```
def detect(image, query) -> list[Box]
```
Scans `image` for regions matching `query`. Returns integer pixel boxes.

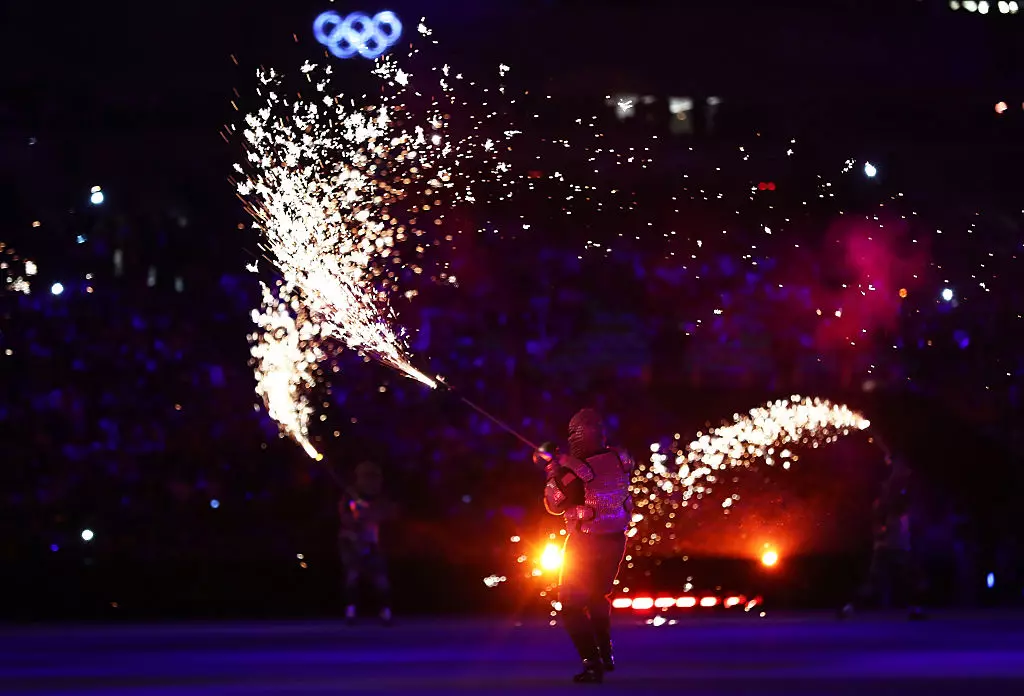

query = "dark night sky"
[1,0,1007,118]
[0,0,1015,227]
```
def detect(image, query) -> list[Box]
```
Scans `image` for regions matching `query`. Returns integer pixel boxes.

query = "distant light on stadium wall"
[668,97,694,115]
[50,283,64,296]
[863,162,877,178]
[90,186,104,205]
[996,101,1008,114]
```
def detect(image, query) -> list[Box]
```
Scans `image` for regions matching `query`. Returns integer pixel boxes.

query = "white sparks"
[236,33,522,455]
[630,396,871,544]
[250,283,323,460]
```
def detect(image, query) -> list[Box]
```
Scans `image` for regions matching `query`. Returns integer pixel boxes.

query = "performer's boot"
[592,616,615,672]
[562,605,603,683]
[573,658,604,684]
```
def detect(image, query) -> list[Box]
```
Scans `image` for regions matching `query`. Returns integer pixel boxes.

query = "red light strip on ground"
[612,595,760,611]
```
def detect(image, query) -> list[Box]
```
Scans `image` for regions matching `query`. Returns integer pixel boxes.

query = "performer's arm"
[338,490,358,536]
[543,461,585,515]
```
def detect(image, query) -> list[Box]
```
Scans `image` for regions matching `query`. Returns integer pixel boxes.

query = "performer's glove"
[533,441,558,473]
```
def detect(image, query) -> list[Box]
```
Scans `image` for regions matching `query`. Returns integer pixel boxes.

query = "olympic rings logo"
[313,10,403,60]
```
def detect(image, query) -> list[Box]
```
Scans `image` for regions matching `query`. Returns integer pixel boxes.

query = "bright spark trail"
[630,395,871,550]
[233,23,522,455]
[250,283,323,460]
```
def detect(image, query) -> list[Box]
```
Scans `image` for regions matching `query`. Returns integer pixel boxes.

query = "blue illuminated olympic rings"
[313,10,403,60]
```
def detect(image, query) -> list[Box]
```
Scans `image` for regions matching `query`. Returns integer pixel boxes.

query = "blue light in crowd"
[987,572,995,589]
[50,544,59,552]
[76,235,86,244]
[51,283,64,296]
[210,499,220,509]
[941,288,954,302]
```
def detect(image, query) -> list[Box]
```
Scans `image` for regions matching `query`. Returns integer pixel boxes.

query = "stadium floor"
[3,612,1024,694]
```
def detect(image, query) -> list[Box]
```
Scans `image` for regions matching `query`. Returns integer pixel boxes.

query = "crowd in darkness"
[2,103,1023,614]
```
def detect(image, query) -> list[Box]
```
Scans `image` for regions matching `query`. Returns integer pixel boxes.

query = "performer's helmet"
[568,408,606,459]
[533,441,558,467]
[889,463,912,491]
[354,460,383,495]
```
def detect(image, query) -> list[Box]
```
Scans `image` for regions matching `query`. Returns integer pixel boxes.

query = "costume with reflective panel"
[540,409,634,683]
[338,461,393,624]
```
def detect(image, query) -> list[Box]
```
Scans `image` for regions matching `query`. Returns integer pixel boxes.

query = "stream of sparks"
[250,283,323,460]
[235,23,520,455]
[630,395,871,548]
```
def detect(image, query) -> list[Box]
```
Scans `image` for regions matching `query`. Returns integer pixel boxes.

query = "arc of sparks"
[630,395,871,545]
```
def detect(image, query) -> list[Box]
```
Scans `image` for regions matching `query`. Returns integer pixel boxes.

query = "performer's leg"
[897,551,927,619]
[876,549,896,609]
[841,546,885,618]
[590,533,626,672]
[860,548,887,606]
[339,540,360,620]
[369,549,393,623]
[559,535,603,683]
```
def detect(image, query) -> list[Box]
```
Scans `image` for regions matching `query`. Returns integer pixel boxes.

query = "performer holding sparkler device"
[535,409,635,684]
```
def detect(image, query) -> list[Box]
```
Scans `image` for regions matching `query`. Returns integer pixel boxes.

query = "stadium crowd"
[2,108,1022,616]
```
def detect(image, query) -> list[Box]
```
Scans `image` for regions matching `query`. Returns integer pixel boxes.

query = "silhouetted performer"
[338,461,393,624]
[842,457,925,620]
[536,409,634,683]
